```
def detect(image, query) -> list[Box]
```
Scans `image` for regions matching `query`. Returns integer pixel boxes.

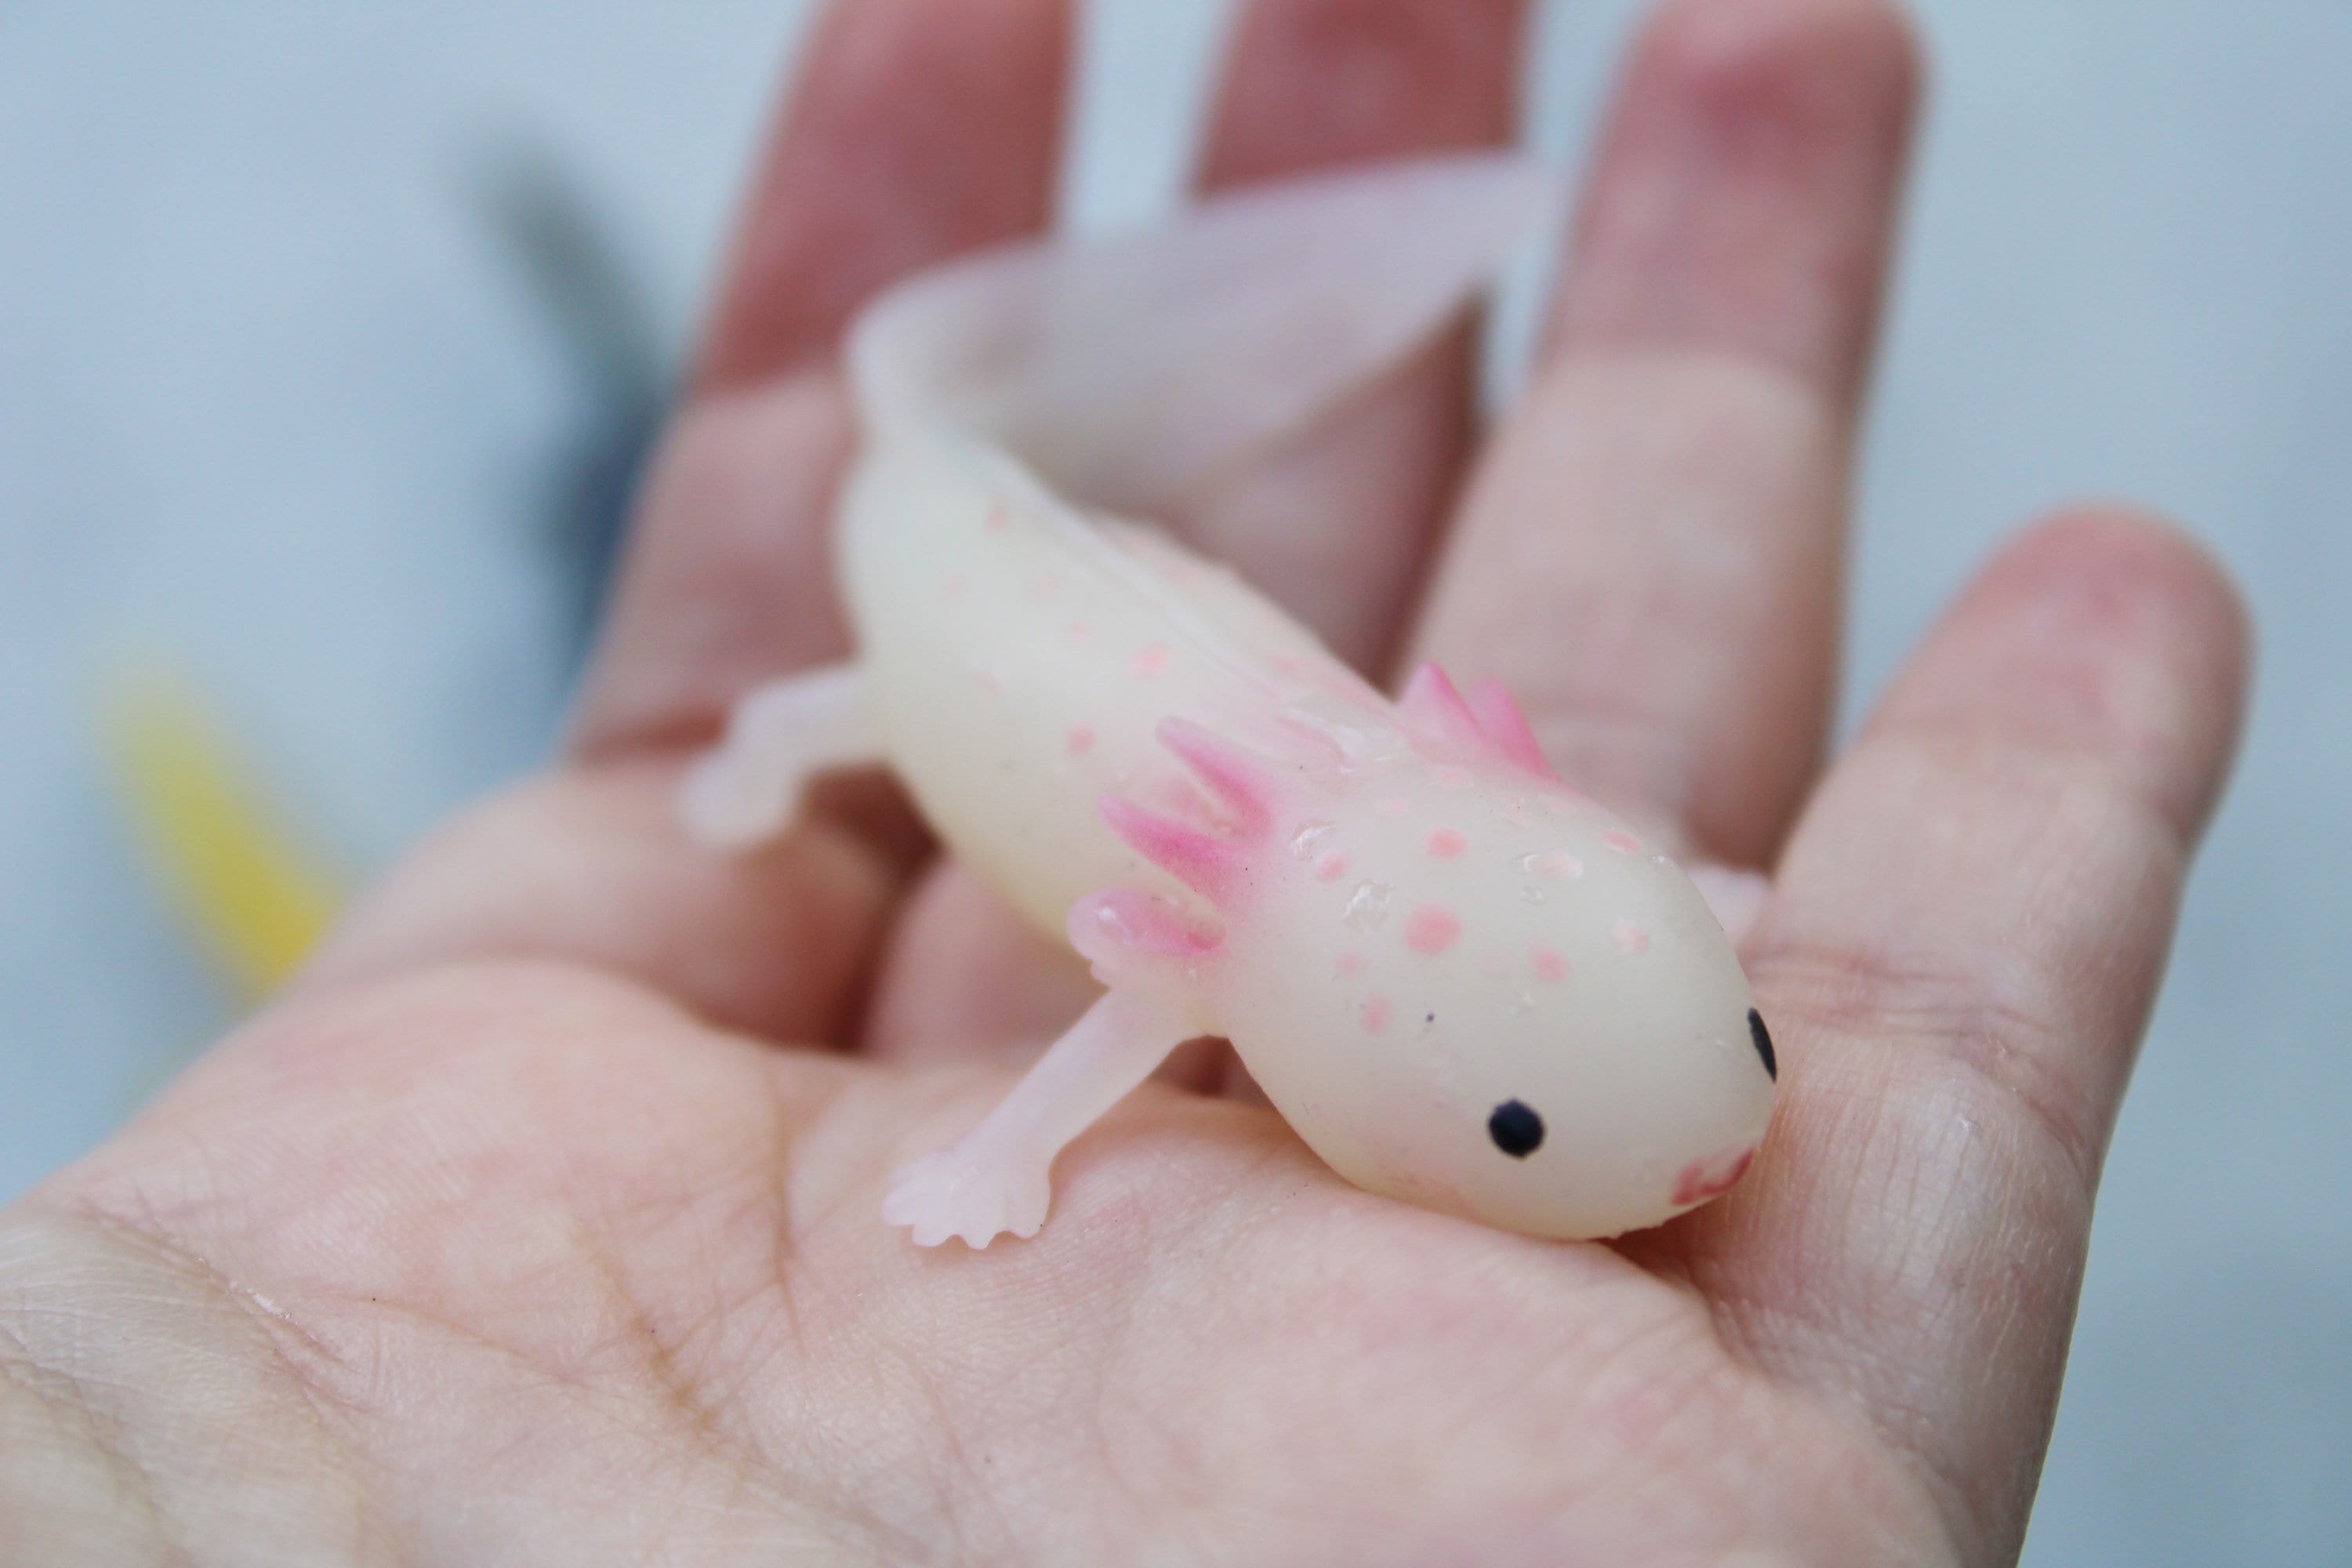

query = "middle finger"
[860,0,1532,1065]
[1408,0,1921,866]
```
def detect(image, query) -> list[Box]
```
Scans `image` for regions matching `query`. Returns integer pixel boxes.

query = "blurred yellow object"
[103,670,343,1000]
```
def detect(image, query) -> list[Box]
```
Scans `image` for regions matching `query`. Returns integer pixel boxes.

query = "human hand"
[0,1,2246,1563]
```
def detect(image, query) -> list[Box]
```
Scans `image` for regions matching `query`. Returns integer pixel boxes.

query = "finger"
[1409,0,1920,862]
[297,761,927,1043]
[510,0,1070,1033]
[1178,0,1530,671]
[1635,509,2249,1564]
[859,0,1531,1067]
[695,0,1073,395]
[573,0,1073,758]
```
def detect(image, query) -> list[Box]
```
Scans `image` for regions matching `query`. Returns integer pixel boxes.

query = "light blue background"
[3,2,2346,1561]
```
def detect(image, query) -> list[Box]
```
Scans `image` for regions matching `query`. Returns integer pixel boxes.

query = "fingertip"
[1900,503,2252,842]
[1987,503,2252,707]
[1198,0,1530,187]
[1627,0,1925,147]
[696,0,1075,390]
[1560,0,1926,392]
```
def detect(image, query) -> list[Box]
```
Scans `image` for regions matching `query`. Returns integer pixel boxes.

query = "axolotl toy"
[683,155,1777,1247]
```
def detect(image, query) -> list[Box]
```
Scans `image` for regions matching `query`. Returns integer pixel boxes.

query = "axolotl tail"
[844,152,1560,516]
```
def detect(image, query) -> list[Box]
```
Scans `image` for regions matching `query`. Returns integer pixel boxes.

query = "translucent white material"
[690,155,1774,1245]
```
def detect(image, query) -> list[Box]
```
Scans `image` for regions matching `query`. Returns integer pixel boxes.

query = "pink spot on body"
[1611,919,1650,955]
[1423,828,1467,859]
[1360,995,1392,1035]
[1064,619,1096,644]
[1600,829,1644,855]
[1314,851,1350,881]
[1334,952,1366,978]
[1671,1145,1756,1207]
[1530,946,1568,983]
[982,503,1010,535]
[1404,905,1461,955]
[1065,724,1097,757]
[1132,644,1171,678]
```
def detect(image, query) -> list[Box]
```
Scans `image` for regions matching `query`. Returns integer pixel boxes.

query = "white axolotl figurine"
[683,154,1777,1247]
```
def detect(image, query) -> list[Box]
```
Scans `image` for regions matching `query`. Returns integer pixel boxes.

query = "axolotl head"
[1104,673,1777,1241]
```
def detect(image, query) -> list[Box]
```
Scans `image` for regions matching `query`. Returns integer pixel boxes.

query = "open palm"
[1,2,2247,1563]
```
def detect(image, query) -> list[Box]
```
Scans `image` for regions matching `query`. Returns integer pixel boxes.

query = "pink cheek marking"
[1315,851,1350,881]
[1432,765,1475,790]
[1334,953,1365,978]
[1423,828,1468,859]
[983,503,1010,535]
[1065,723,1097,757]
[1600,829,1643,855]
[1064,619,1096,644]
[1671,1145,1756,1207]
[1530,945,1568,983]
[1360,995,1392,1035]
[1404,905,1461,955]
[1372,796,1410,817]
[1132,644,1171,678]
[1611,919,1650,955]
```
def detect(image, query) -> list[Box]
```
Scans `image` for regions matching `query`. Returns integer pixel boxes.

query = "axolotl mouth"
[1671,1144,1759,1207]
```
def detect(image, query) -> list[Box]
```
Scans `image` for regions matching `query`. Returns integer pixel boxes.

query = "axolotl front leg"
[678,662,878,848]
[884,889,1221,1247]
[679,662,1233,1247]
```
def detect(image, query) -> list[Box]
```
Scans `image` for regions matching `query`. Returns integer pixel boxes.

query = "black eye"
[1748,1008,1777,1081]
[1487,1099,1544,1158]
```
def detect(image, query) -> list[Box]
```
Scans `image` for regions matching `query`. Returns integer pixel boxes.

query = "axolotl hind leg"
[884,888,1222,1248]
[679,662,878,850]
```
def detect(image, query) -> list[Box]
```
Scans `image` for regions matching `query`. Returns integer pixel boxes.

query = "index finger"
[1630,510,2249,1564]
[573,0,1073,759]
